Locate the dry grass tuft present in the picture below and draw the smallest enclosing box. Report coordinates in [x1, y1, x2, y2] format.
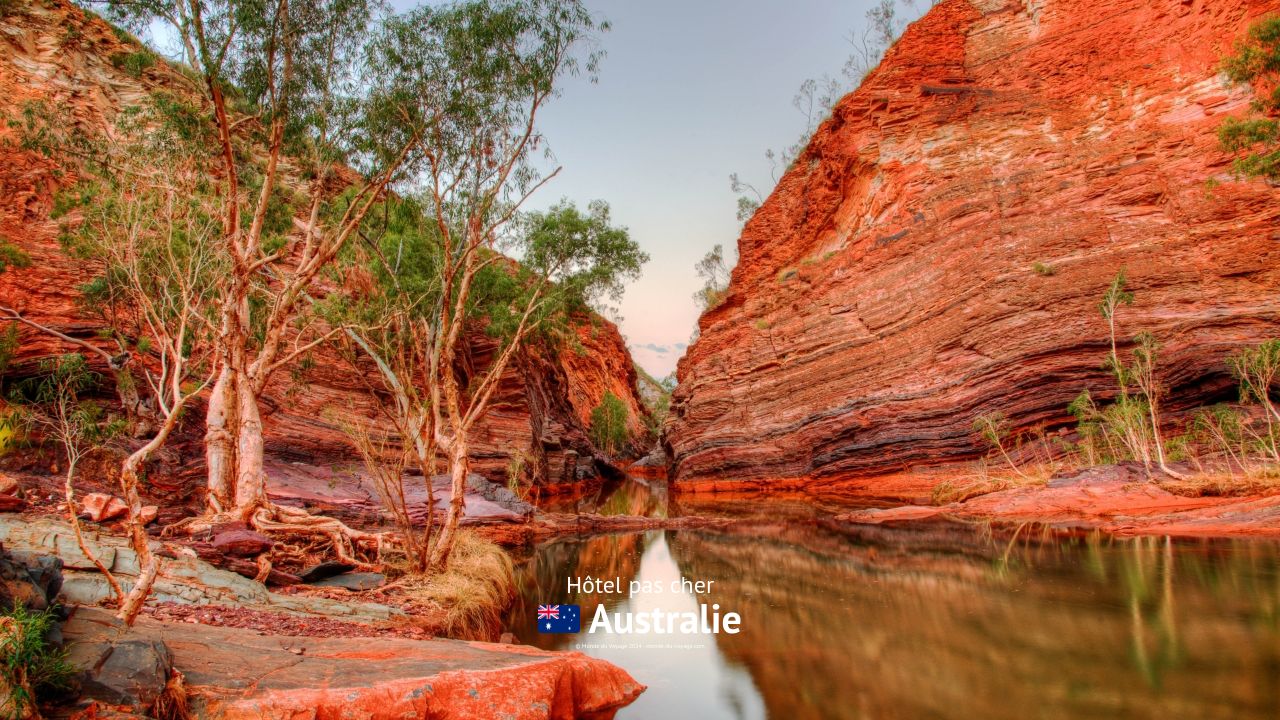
[387, 531, 515, 641]
[1159, 465, 1280, 498]
[150, 670, 192, 720]
[931, 462, 1057, 505]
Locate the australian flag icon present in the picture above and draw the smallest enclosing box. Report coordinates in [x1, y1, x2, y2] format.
[536, 604, 580, 633]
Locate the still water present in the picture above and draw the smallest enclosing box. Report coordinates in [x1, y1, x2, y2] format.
[506, 479, 1280, 720]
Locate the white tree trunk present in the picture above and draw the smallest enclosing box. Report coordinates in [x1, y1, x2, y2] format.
[233, 376, 267, 518]
[204, 367, 236, 512]
[430, 439, 469, 571]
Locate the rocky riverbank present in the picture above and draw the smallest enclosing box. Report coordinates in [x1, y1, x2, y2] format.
[0, 515, 644, 719]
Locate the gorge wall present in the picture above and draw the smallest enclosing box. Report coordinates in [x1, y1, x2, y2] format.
[668, 0, 1280, 487]
[0, 0, 648, 490]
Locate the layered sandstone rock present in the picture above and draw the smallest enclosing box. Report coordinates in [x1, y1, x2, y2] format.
[64, 607, 644, 719]
[0, 1, 647, 492]
[668, 0, 1280, 486]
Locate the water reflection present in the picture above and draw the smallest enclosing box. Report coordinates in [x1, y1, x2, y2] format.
[536, 475, 669, 517]
[507, 516, 1280, 719]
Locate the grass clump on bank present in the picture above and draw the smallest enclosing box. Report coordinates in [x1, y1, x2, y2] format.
[386, 531, 515, 641]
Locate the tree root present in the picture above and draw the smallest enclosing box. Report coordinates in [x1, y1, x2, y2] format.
[166, 502, 389, 570]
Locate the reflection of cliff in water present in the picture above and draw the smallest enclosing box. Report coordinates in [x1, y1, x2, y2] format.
[507, 531, 654, 648]
[668, 526, 1280, 720]
[537, 475, 668, 517]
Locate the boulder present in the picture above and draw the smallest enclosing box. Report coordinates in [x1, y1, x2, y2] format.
[0, 475, 20, 496]
[8, 551, 63, 609]
[74, 637, 174, 710]
[135, 506, 158, 526]
[209, 529, 272, 557]
[309, 572, 385, 591]
[80, 494, 128, 523]
[62, 607, 645, 720]
[298, 561, 355, 583]
[0, 546, 62, 612]
[465, 473, 535, 518]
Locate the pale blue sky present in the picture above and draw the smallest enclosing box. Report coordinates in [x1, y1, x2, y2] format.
[503, 0, 892, 377]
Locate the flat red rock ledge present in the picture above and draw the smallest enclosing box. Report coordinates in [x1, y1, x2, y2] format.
[837, 478, 1280, 538]
[64, 609, 643, 720]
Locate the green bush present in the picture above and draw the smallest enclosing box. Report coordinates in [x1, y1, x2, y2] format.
[590, 391, 629, 456]
[0, 240, 30, 274]
[109, 50, 156, 79]
[0, 605, 76, 717]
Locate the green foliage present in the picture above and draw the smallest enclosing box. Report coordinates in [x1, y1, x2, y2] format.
[1031, 261, 1055, 277]
[634, 366, 673, 438]
[590, 391, 629, 456]
[1218, 16, 1280, 180]
[109, 50, 155, 78]
[10, 354, 98, 407]
[1228, 339, 1280, 405]
[973, 410, 1027, 477]
[149, 93, 216, 149]
[0, 239, 30, 274]
[8, 354, 125, 445]
[1227, 339, 1280, 461]
[522, 200, 647, 317]
[691, 244, 731, 311]
[0, 605, 77, 717]
[0, 324, 18, 378]
[973, 411, 1011, 448]
[1098, 269, 1134, 322]
[1191, 404, 1248, 462]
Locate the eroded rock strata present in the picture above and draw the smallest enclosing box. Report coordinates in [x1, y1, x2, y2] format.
[0, 0, 648, 491]
[668, 0, 1280, 487]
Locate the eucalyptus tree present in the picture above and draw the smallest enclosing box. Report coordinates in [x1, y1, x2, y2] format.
[93, 0, 630, 571]
[345, 198, 644, 570]
[66, 114, 229, 623]
[95, 0, 426, 538]
[334, 0, 633, 569]
[13, 355, 126, 605]
[8, 99, 230, 623]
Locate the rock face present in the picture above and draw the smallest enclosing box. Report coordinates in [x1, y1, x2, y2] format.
[0, 517, 402, 621]
[668, 0, 1280, 487]
[0, 0, 648, 492]
[64, 607, 645, 720]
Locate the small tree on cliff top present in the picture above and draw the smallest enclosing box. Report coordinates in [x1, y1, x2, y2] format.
[1219, 16, 1280, 180]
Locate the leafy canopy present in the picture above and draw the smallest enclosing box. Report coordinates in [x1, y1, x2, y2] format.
[1219, 16, 1280, 180]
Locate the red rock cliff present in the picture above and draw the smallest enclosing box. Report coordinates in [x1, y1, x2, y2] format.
[0, 1, 648, 488]
[668, 0, 1280, 487]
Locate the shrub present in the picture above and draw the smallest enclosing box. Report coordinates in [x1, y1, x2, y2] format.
[0, 605, 76, 718]
[1227, 339, 1280, 462]
[590, 391, 629, 456]
[109, 50, 155, 79]
[0, 240, 30, 274]
[1032, 261, 1055, 276]
[973, 411, 1027, 478]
